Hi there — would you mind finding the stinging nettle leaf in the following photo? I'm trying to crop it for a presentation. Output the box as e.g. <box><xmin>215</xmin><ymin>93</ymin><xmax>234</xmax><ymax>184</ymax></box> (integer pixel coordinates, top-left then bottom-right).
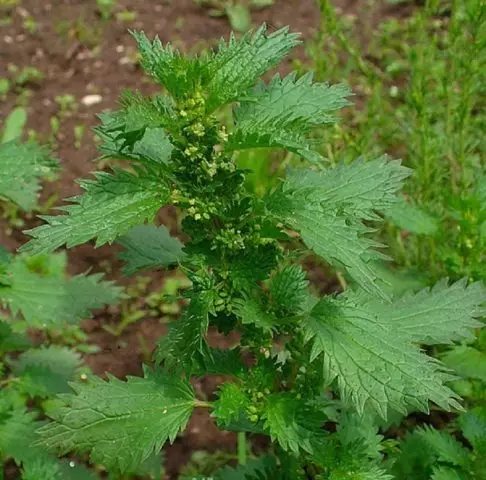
<box><xmin>0</xmin><ymin>140</ymin><xmax>58</xmax><ymax>211</ymax></box>
<box><xmin>302</xmin><ymin>296</ymin><xmax>462</xmax><ymax>418</ymax></box>
<box><xmin>285</xmin><ymin>157</ymin><xmax>411</xmax><ymax>218</ymax></box>
<box><xmin>38</xmin><ymin>367</ymin><xmax>196</xmax><ymax>474</ymax></box>
<box><xmin>9</xmin><ymin>345</ymin><xmax>82</xmax><ymax>397</ymax></box>
<box><xmin>267</xmin><ymin>159</ymin><xmax>410</xmax><ymax>300</ymax></box>
<box><xmin>262</xmin><ymin>392</ymin><xmax>326</xmax><ymax>454</ymax></box>
<box><xmin>441</xmin><ymin>345</ymin><xmax>486</xmax><ymax>382</ymax></box>
<box><xmin>118</xmin><ymin>224</ymin><xmax>185</xmax><ymax>275</ymax></box>
<box><xmin>94</xmin><ymin>93</ymin><xmax>174</xmax><ymax>168</ymax></box>
<box><xmin>20</xmin><ymin>167</ymin><xmax>170</xmax><ymax>255</ymax></box>
<box><xmin>360</xmin><ymin>278</ymin><xmax>485</xmax><ymax>345</ymax></box>
<box><xmin>133</xmin><ymin>31</ymin><xmax>208</xmax><ymax>100</ymax></box>
<box><xmin>227</xmin><ymin>72</ymin><xmax>351</xmax><ymax>161</ymax></box>
<box><xmin>417</xmin><ymin>425</ymin><xmax>470</xmax><ymax>467</ymax></box>
<box><xmin>155</xmin><ymin>293</ymin><xmax>212</xmax><ymax>372</ymax></box>
<box><xmin>0</xmin><ymin>409</ymin><xmax>48</xmax><ymax>465</ymax></box>
<box><xmin>0</xmin><ymin>254</ymin><xmax>121</xmax><ymax>326</ymax></box>
<box><xmin>213</xmin><ymin>382</ymin><xmax>251</xmax><ymax>427</ymax></box>
<box><xmin>386</xmin><ymin>196</ymin><xmax>439</xmax><ymax>235</ymax></box>
<box><xmin>268</xmin><ymin>264</ymin><xmax>309</xmax><ymax>314</ymax></box>
<box><xmin>206</xmin><ymin>24</ymin><xmax>301</xmax><ymax>111</ymax></box>
<box><xmin>233</xmin><ymin>294</ymin><xmax>278</xmax><ymax>332</ymax></box>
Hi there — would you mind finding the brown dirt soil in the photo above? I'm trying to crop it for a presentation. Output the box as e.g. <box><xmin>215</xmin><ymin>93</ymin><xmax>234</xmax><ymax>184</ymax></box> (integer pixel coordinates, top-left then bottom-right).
<box><xmin>0</xmin><ymin>1</ymin><xmax>416</xmax><ymax>477</ymax></box>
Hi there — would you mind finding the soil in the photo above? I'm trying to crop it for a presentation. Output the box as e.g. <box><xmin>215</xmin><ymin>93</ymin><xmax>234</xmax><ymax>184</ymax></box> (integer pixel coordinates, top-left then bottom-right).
<box><xmin>0</xmin><ymin>1</ymin><xmax>417</xmax><ymax>478</ymax></box>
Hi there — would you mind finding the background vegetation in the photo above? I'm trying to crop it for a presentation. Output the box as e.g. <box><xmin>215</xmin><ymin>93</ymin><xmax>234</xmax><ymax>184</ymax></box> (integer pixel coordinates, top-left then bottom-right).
<box><xmin>0</xmin><ymin>0</ymin><xmax>484</xmax><ymax>478</ymax></box>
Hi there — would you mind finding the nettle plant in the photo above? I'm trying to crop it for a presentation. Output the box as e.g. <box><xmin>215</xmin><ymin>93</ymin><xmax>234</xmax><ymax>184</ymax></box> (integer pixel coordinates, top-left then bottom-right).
<box><xmin>0</xmin><ymin>140</ymin><xmax>121</xmax><ymax>478</ymax></box>
<box><xmin>20</xmin><ymin>26</ymin><xmax>485</xmax><ymax>478</ymax></box>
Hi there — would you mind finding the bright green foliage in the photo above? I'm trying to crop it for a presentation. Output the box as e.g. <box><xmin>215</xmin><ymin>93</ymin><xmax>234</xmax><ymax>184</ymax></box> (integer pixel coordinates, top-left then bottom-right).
<box><xmin>21</xmin><ymin>457</ymin><xmax>62</xmax><ymax>480</ymax></box>
<box><xmin>391</xmin><ymin>407</ymin><xmax>486</xmax><ymax>480</ymax></box>
<box><xmin>134</xmin><ymin>25</ymin><xmax>300</xmax><ymax>112</ymax></box>
<box><xmin>118</xmin><ymin>224</ymin><xmax>185</xmax><ymax>274</ymax></box>
<box><xmin>21</xmin><ymin>167</ymin><xmax>170</xmax><ymax>255</ymax></box>
<box><xmin>0</xmin><ymin>319</ymin><xmax>31</xmax><ymax>355</ymax></box>
<box><xmin>2</xmin><ymin>107</ymin><xmax>27</xmax><ymax>143</ymax></box>
<box><xmin>213</xmin><ymin>382</ymin><xmax>251</xmax><ymax>427</ymax></box>
<box><xmin>359</xmin><ymin>279</ymin><xmax>485</xmax><ymax>345</ymax></box>
<box><xmin>0</xmin><ymin>409</ymin><xmax>46</xmax><ymax>465</ymax></box>
<box><xmin>267</xmin><ymin>158</ymin><xmax>410</xmax><ymax>300</ymax></box>
<box><xmin>155</xmin><ymin>294</ymin><xmax>212</xmax><ymax>372</ymax></box>
<box><xmin>302</xmin><ymin>296</ymin><xmax>461</xmax><ymax>418</ymax></box>
<box><xmin>205</xmin><ymin>25</ymin><xmax>301</xmax><ymax>111</ymax></box>
<box><xmin>262</xmin><ymin>393</ymin><xmax>326</xmax><ymax>453</ymax></box>
<box><xmin>0</xmin><ymin>252</ymin><xmax>121</xmax><ymax>327</ymax></box>
<box><xmin>24</xmin><ymin>23</ymin><xmax>486</xmax><ymax>478</ymax></box>
<box><xmin>268</xmin><ymin>264</ymin><xmax>308</xmax><ymax>315</ymax></box>
<box><xmin>386</xmin><ymin>197</ymin><xmax>439</xmax><ymax>235</ymax></box>
<box><xmin>9</xmin><ymin>346</ymin><xmax>82</xmax><ymax>397</ymax></box>
<box><xmin>441</xmin><ymin>346</ymin><xmax>486</xmax><ymax>382</ymax></box>
<box><xmin>227</xmin><ymin>73</ymin><xmax>351</xmax><ymax>162</ymax></box>
<box><xmin>38</xmin><ymin>367</ymin><xmax>195</xmax><ymax>474</ymax></box>
<box><xmin>0</xmin><ymin>140</ymin><xmax>58</xmax><ymax>211</ymax></box>
<box><xmin>94</xmin><ymin>96</ymin><xmax>174</xmax><ymax>167</ymax></box>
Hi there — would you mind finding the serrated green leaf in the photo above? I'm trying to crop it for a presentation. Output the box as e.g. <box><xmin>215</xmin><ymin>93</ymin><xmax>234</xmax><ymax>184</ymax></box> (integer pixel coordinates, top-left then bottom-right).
<box><xmin>0</xmin><ymin>255</ymin><xmax>121</xmax><ymax>326</ymax></box>
<box><xmin>227</xmin><ymin>73</ymin><xmax>351</xmax><ymax>161</ymax></box>
<box><xmin>94</xmin><ymin>93</ymin><xmax>174</xmax><ymax>167</ymax></box>
<box><xmin>133</xmin><ymin>31</ymin><xmax>207</xmax><ymax>100</ymax></box>
<box><xmin>268</xmin><ymin>264</ymin><xmax>308</xmax><ymax>314</ymax></box>
<box><xmin>206</xmin><ymin>25</ymin><xmax>301</xmax><ymax>111</ymax></box>
<box><xmin>386</xmin><ymin>196</ymin><xmax>439</xmax><ymax>235</ymax></box>
<box><xmin>459</xmin><ymin>407</ymin><xmax>486</xmax><ymax>452</ymax></box>
<box><xmin>38</xmin><ymin>367</ymin><xmax>195</xmax><ymax>474</ymax></box>
<box><xmin>155</xmin><ymin>293</ymin><xmax>212</xmax><ymax>371</ymax></box>
<box><xmin>0</xmin><ymin>319</ymin><xmax>31</xmax><ymax>355</ymax></box>
<box><xmin>270</xmin><ymin>195</ymin><xmax>388</xmax><ymax>300</ymax></box>
<box><xmin>21</xmin><ymin>457</ymin><xmax>62</xmax><ymax>480</ymax></box>
<box><xmin>359</xmin><ymin>279</ymin><xmax>485</xmax><ymax>345</ymax></box>
<box><xmin>213</xmin><ymin>382</ymin><xmax>251</xmax><ymax>427</ymax></box>
<box><xmin>284</xmin><ymin>157</ymin><xmax>410</xmax><ymax>218</ymax></box>
<box><xmin>417</xmin><ymin>425</ymin><xmax>470</xmax><ymax>467</ymax></box>
<box><xmin>302</xmin><ymin>296</ymin><xmax>461</xmax><ymax>418</ymax></box>
<box><xmin>0</xmin><ymin>409</ymin><xmax>48</xmax><ymax>464</ymax></box>
<box><xmin>230</xmin><ymin>243</ymin><xmax>280</xmax><ymax>290</ymax></box>
<box><xmin>234</xmin><ymin>294</ymin><xmax>278</xmax><ymax>332</ymax></box>
<box><xmin>441</xmin><ymin>346</ymin><xmax>486</xmax><ymax>381</ymax></box>
<box><xmin>337</xmin><ymin>411</ymin><xmax>385</xmax><ymax>460</ymax></box>
<box><xmin>262</xmin><ymin>393</ymin><xmax>326</xmax><ymax>454</ymax></box>
<box><xmin>21</xmin><ymin>167</ymin><xmax>170</xmax><ymax>255</ymax></box>
<box><xmin>391</xmin><ymin>430</ymin><xmax>436</xmax><ymax>480</ymax></box>
<box><xmin>0</xmin><ymin>140</ymin><xmax>58</xmax><ymax>211</ymax></box>
<box><xmin>267</xmin><ymin>159</ymin><xmax>409</xmax><ymax>300</ymax></box>
<box><xmin>194</xmin><ymin>347</ymin><xmax>246</xmax><ymax>377</ymax></box>
<box><xmin>215</xmin><ymin>456</ymin><xmax>278</xmax><ymax>479</ymax></box>
<box><xmin>118</xmin><ymin>224</ymin><xmax>185</xmax><ymax>275</ymax></box>
<box><xmin>9</xmin><ymin>346</ymin><xmax>81</xmax><ymax>397</ymax></box>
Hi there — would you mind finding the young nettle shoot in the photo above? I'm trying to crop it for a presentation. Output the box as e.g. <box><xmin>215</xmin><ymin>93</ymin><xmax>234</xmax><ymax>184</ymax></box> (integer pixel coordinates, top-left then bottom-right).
<box><xmin>20</xmin><ymin>25</ymin><xmax>485</xmax><ymax>477</ymax></box>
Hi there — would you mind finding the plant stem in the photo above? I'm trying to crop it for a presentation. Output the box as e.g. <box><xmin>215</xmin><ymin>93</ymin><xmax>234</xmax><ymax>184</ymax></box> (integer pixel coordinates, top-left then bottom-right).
<box><xmin>237</xmin><ymin>431</ymin><xmax>247</xmax><ymax>465</ymax></box>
